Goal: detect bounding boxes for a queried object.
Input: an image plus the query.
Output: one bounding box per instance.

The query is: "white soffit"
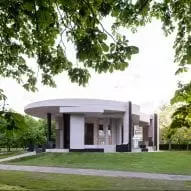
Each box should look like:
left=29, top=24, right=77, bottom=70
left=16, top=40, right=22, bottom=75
left=59, top=106, right=104, bottom=113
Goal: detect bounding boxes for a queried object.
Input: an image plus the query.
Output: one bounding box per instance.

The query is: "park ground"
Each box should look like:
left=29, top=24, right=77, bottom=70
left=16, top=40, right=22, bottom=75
left=0, top=151, right=24, bottom=159
left=0, top=170, right=191, bottom=190
left=5, top=151, right=191, bottom=175
left=1, top=151, right=191, bottom=190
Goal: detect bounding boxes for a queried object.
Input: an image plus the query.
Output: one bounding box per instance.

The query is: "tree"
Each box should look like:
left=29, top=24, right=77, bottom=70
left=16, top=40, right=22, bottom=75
left=171, top=128, right=191, bottom=144
left=1, top=0, right=191, bottom=99
left=19, top=116, right=47, bottom=149
left=159, top=104, right=177, bottom=144
left=0, top=108, right=27, bottom=151
left=171, top=82, right=191, bottom=129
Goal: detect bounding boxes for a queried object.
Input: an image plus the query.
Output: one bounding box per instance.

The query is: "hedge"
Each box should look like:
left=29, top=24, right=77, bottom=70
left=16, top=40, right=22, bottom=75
left=159, top=144, right=191, bottom=150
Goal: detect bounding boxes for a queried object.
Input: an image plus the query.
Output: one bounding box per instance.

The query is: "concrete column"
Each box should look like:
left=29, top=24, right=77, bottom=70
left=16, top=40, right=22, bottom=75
left=93, top=119, right=98, bottom=145
left=59, top=117, right=64, bottom=149
left=123, top=102, right=132, bottom=151
left=103, top=118, right=109, bottom=145
left=70, top=114, right=85, bottom=149
left=63, top=114, right=70, bottom=149
left=47, top=113, right=52, bottom=148
left=55, top=116, right=60, bottom=149
left=111, top=119, right=117, bottom=145
left=153, top=114, right=159, bottom=151
left=116, top=118, right=122, bottom=144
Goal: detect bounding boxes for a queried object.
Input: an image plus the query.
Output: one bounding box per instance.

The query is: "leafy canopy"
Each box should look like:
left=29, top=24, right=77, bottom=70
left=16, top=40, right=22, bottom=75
left=171, top=81, right=191, bottom=128
left=1, top=0, right=191, bottom=99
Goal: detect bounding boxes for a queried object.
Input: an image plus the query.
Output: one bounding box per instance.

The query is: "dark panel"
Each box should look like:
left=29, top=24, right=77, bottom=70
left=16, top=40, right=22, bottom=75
left=121, top=125, right=123, bottom=144
left=116, top=144, right=129, bottom=152
left=63, top=114, right=70, bottom=149
left=154, top=114, right=158, bottom=149
left=149, top=118, right=154, bottom=146
left=128, top=101, right=132, bottom=152
left=69, top=149, right=104, bottom=152
left=85, top=123, right=94, bottom=145
left=47, top=113, right=51, bottom=142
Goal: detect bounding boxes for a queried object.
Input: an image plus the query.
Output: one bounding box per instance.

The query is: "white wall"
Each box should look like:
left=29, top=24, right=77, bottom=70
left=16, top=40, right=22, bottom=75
left=70, top=114, right=85, bottom=149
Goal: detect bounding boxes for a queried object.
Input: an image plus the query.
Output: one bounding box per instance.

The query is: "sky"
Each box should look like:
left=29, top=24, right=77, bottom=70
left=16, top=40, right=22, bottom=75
left=1, top=19, right=190, bottom=115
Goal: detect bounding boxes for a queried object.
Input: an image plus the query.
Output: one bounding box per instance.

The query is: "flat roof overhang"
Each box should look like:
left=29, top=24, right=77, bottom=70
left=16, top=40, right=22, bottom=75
left=24, top=98, right=142, bottom=120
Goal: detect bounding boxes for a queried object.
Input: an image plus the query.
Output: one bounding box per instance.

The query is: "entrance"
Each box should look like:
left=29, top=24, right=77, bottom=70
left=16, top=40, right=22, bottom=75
left=85, top=123, right=94, bottom=145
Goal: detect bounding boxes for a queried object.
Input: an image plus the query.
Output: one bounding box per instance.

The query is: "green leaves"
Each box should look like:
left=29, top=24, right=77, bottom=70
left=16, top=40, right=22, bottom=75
left=171, top=81, right=191, bottom=129
left=0, top=111, right=27, bottom=131
left=0, top=89, right=7, bottom=101
left=0, top=0, right=191, bottom=100
left=68, top=68, right=91, bottom=86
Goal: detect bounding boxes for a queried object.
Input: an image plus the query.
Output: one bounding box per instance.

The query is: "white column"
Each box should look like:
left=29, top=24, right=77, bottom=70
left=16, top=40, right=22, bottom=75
left=103, top=118, right=109, bottom=145
left=111, top=119, right=117, bottom=145
left=116, top=118, right=122, bottom=144
left=70, top=114, right=85, bottom=149
left=123, top=104, right=129, bottom=144
left=93, top=119, right=98, bottom=145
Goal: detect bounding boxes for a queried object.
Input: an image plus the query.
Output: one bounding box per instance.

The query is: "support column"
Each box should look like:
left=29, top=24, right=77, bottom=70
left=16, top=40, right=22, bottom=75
left=111, top=119, right=117, bottom=145
left=123, top=103, right=129, bottom=144
left=103, top=118, right=109, bottom=145
left=154, top=113, right=159, bottom=151
left=70, top=114, right=84, bottom=149
left=55, top=116, right=60, bottom=149
left=93, top=119, right=98, bottom=145
left=123, top=102, right=132, bottom=151
left=63, top=114, right=70, bottom=149
left=59, top=117, right=64, bottom=149
left=128, top=102, right=132, bottom=152
left=116, top=119, right=122, bottom=144
left=47, top=113, right=52, bottom=148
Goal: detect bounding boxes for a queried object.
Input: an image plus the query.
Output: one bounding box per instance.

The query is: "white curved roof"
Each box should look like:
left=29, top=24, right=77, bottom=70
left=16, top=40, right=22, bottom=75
left=25, top=98, right=140, bottom=119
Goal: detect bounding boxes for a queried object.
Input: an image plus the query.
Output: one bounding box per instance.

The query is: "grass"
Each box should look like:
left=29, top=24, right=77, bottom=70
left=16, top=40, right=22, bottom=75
left=0, top=170, right=191, bottom=190
left=6, top=151, right=191, bottom=175
left=0, top=151, right=24, bottom=159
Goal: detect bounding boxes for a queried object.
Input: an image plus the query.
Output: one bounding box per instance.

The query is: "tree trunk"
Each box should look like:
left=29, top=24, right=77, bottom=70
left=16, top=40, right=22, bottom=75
left=168, top=142, right=171, bottom=150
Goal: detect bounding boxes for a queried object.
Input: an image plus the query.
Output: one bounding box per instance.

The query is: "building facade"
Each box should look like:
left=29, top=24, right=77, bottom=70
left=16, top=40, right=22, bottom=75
left=25, top=99, right=159, bottom=152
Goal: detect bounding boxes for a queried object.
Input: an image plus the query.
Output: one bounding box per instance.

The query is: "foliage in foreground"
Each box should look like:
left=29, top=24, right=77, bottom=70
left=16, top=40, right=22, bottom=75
left=159, top=104, right=191, bottom=145
left=0, top=0, right=191, bottom=98
left=171, top=82, right=191, bottom=129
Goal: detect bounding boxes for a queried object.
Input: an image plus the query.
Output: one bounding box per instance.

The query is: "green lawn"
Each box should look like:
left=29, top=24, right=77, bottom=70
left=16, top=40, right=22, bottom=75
left=0, top=170, right=191, bottom=190
left=6, top=151, right=191, bottom=175
left=0, top=152, right=24, bottom=159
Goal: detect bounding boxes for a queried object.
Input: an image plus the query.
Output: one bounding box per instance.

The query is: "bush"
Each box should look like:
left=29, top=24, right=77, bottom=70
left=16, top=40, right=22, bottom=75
left=159, top=144, right=191, bottom=150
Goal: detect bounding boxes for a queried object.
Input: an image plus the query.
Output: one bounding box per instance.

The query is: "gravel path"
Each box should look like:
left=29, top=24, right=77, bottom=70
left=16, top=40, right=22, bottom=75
left=0, top=164, right=191, bottom=181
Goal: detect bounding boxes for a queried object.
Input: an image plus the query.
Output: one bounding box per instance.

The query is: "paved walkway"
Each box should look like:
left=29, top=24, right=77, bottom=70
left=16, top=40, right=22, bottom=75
left=0, top=164, right=191, bottom=181
left=0, top=152, right=36, bottom=163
